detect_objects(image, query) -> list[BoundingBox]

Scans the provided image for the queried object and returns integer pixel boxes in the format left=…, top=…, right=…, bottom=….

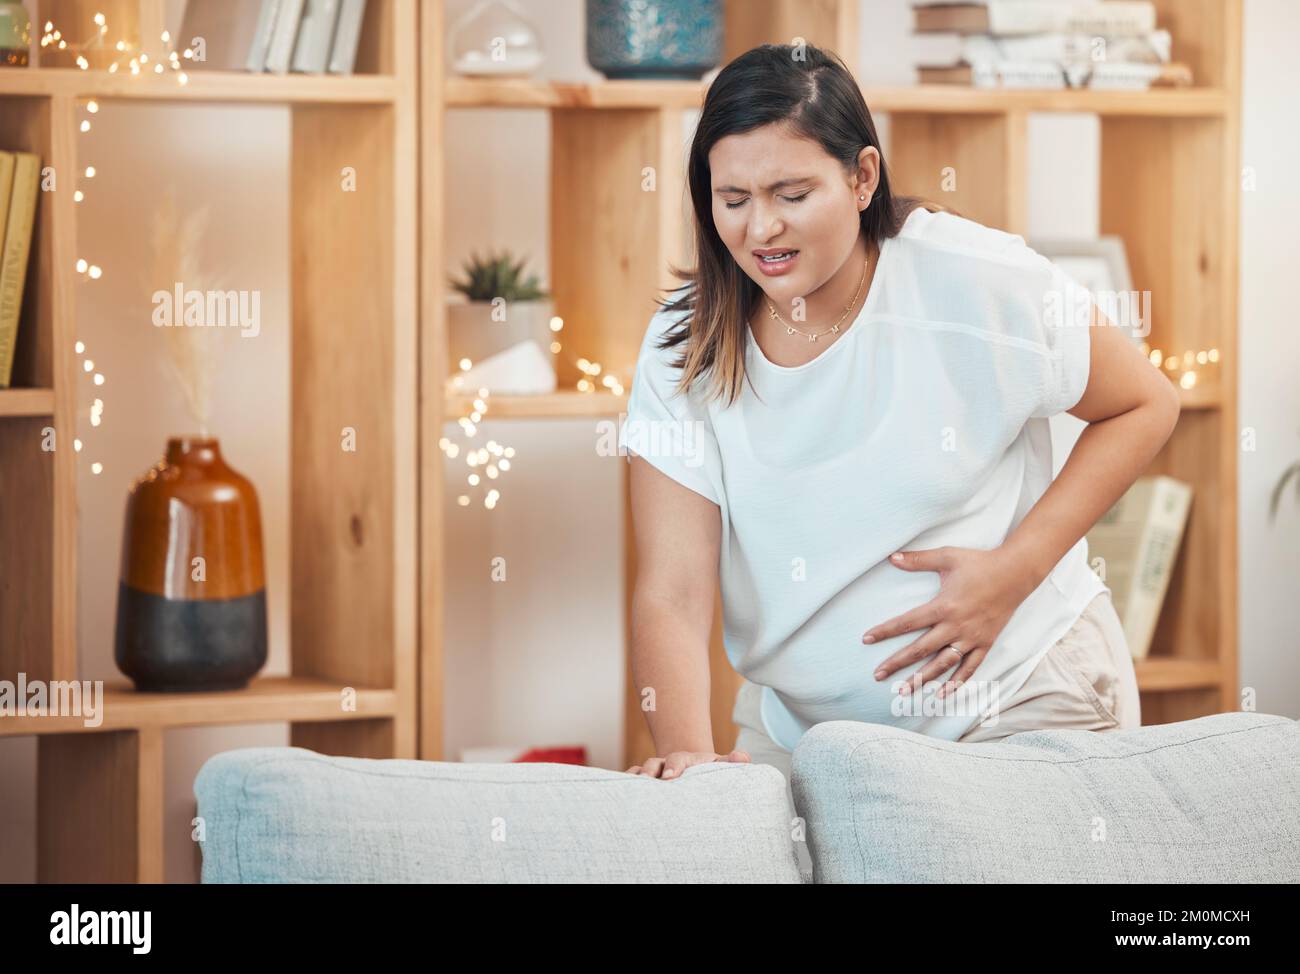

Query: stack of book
left=913, top=0, right=1194, bottom=90
left=1084, top=475, right=1193, bottom=660
left=0, top=151, right=40, bottom=389
left=177, top=0, right=369, bottom=75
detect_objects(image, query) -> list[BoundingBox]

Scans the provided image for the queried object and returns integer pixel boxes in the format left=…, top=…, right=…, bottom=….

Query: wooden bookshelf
left=421, top=0, right=1243, bottom=768
left=0, top=0, right=418, bottom=882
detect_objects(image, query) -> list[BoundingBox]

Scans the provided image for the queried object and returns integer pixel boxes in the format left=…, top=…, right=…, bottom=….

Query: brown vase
left=114, top=437, right=267, bottom=691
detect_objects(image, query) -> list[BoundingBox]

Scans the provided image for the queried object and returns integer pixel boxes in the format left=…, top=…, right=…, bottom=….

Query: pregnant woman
left=621, top=45, right=1176, bottom=789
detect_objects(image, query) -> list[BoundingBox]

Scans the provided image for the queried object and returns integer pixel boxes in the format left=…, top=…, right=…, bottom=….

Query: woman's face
left=709, top=124, right=879, bottom=305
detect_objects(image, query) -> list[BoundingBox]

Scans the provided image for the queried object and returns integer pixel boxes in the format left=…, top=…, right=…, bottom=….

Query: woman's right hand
left=625, top=749, right=751, bottom=779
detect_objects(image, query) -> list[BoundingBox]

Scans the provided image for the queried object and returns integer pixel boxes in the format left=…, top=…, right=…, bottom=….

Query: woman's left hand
left=863, top=545, right=1039, bottom=699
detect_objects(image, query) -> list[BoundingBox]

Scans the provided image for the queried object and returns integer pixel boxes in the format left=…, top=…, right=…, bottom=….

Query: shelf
left=444, top=389, right=628, bottom=418
left=0, top=67, right=398, bottom=104
left=443, top=77, right=1228, bottom=117
left=0, top=387, right=54, bottom=417
left=1133, top=658, right=1223, bottom=692
left=861, top=84, right=1228, bottom=117
left=0, top=675, right=399, bottom=736
left=1177, top=379, right=1223, bottom=410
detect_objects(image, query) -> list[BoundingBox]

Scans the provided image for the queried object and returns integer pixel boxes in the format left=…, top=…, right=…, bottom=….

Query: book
left=0, top=152, right=14, bottom=255
left=245, top=0, right=283, bottom=72
left=1084, top=475, right=1193, bottom=660
left=291, top=0, right=342, bottom=74
left=0, top=152, right=40, bottom=388
left=914, top=1, right=1158, bottom=37
left=178, top=0, right=266, bottom=72
left=918, top=60, right=1189, bottom=88
left=263, top=0, right=306, bottom=74
left=918, top=30, right=1189, bottom=88
left=918, top=61, right=1065, bottom=88
left=327, top=0, right=367, bottom=75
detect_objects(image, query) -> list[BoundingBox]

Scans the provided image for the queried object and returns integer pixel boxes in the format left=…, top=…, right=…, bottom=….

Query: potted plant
left=446, top=249, right=556, bottom=391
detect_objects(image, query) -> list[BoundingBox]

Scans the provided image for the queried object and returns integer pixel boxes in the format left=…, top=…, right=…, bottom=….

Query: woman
left=620, top=45, right=1175, bottom=787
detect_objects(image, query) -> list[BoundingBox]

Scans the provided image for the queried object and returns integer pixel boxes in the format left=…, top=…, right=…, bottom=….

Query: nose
left=749, top=202, right=783, bottom=243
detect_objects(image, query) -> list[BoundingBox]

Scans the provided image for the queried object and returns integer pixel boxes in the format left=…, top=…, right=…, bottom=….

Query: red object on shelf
left=513, top=746, right=587, bottom=766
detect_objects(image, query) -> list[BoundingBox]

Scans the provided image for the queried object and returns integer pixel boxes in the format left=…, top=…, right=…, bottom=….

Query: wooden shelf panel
left=443, top=77, right=1227, bottom=116
left=444, top=390, right=628, bottom=418
left=0, top=675, right=399, bottom=736
left=1177, top=378, right=1222, bottom=410
left=0, top=387, right=55, bottom=416
left=0, top=67, right=398, bottom=104
left=867, top=85, right=1228, bottom=117
left=1134, top=658, right=1223, bottom=692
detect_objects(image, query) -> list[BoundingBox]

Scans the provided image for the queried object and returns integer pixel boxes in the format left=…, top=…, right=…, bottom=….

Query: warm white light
left=80, top=120, right=91, bottom=132
left=74, top=439, right=82, bottom=452
left=88, top=265, right=102, bottom=279
left=84, top=166, right=95, bottom=178
left=459, top=358, right=472, bottom=371
left=91, top=462, right=103, bottom=475
left=82, top=360, right=93, bottom=372
left=549, top=316, right=563, bottom=332
left=93, top=373, right=104, bottom=386
left=76, top=259, right=87, bottom=273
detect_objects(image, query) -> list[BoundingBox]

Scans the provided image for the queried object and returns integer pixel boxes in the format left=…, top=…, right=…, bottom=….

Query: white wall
left=1237, top=0, right=1300, bottom=716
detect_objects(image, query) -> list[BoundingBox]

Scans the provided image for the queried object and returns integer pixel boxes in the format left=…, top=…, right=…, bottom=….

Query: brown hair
left=655, top=43, right=952, bottom=407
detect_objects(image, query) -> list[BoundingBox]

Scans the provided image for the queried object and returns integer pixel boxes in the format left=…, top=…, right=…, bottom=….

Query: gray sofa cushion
left=791, top=712, right=1300, bottom=883
left=194, top=747, right=803, bottom=883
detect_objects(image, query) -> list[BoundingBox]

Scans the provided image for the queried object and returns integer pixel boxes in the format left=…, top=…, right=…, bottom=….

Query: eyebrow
left=713, top=177, right=814, bottom=194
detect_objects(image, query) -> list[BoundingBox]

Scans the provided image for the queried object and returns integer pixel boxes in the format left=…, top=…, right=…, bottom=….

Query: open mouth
left=755, top=250, right=799, bottom=264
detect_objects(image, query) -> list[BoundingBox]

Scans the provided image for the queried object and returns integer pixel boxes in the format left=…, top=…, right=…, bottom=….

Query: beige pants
left=733, top=589, right=1141, bottom=780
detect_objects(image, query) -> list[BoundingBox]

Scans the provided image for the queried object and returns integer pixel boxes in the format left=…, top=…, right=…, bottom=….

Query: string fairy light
left=438, top=385, right=516, bottom=510
left=439, top=313, right=627, bottom=509
left=1139, top=342, right=1221, bottom=391
left=39, top=8, right=189, bottom=472
left=72, top=340, right=107, bottom=474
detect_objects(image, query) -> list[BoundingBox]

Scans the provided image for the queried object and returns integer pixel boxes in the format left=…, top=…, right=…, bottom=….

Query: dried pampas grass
left=145, top=190, right=219, bottom=435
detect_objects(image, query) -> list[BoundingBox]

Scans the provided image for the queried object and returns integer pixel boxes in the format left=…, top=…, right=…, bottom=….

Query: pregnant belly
left=726, top=562, right=1011, bottom=730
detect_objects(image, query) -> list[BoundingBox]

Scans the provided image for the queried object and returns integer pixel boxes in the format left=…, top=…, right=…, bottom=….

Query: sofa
left=194, top=711, right=1300, bottom=883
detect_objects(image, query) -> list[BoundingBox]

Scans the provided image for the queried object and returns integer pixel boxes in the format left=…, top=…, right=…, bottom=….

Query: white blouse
left=619, top=206, right=1108, bottom=751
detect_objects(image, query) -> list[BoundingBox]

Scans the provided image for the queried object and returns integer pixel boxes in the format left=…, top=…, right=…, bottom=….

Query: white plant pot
left=446, top=299, right=556, bottom=382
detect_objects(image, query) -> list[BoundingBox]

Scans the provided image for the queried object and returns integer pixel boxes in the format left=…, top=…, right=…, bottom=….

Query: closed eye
left=724, top=192, right=811, bottom=210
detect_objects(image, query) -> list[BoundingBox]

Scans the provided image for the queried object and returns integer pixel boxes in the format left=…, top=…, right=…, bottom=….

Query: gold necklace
left=765, top=250, right=871, bottom=343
